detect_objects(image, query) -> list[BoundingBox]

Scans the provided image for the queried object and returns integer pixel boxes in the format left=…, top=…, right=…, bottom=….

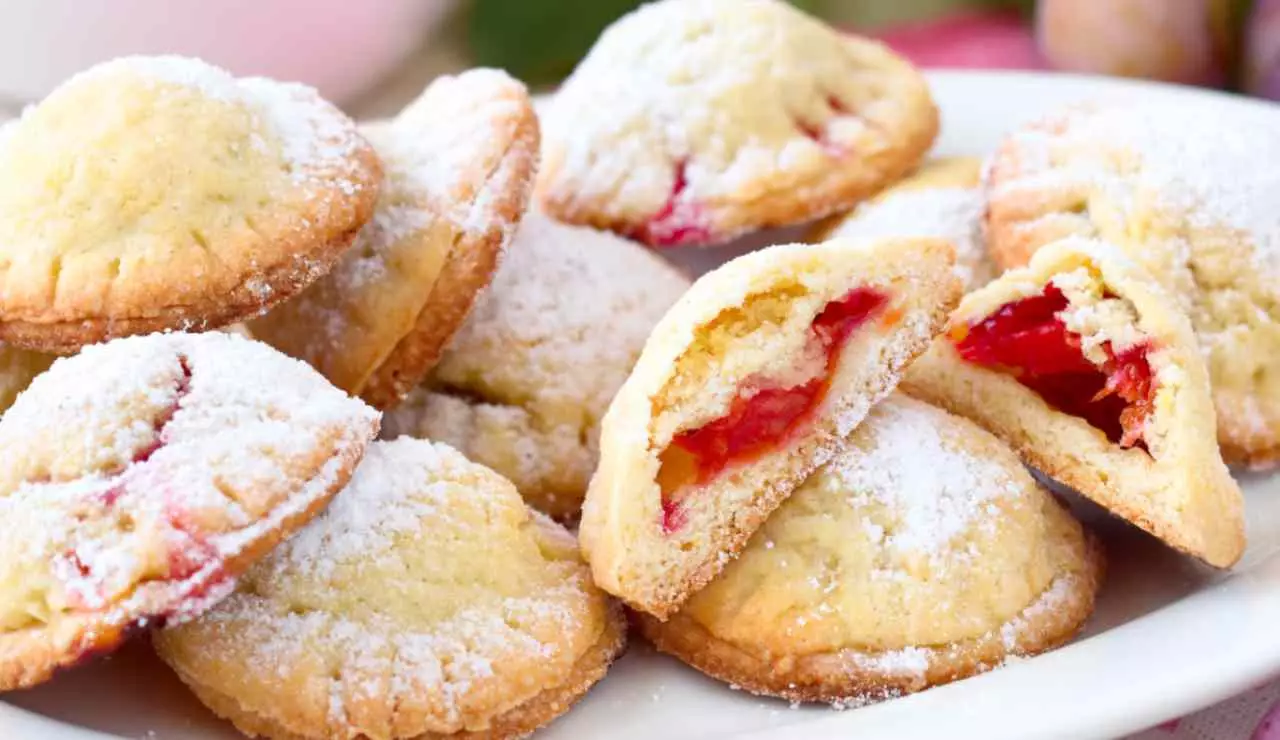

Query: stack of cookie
left=0, top=0, right=1271, bottom=736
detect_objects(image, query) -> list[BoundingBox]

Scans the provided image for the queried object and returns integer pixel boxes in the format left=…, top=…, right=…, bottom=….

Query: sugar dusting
left=828, top=187, right=996, bottom=290
left=830, top=393, right=1020, bottom=560
left=0, top=332, right=378, bottom=633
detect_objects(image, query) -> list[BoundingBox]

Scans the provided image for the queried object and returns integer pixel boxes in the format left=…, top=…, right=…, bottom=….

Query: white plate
left=4, top=70, right=1280, bottom=740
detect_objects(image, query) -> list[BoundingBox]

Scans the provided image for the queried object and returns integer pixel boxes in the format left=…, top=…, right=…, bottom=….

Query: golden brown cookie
left=155, top=438, right=624, bottom=739
left=638, top=394, right=1102, bottom=705
left=814, top=157, right=997, bottom=291
left=579, top=237, right=961, bottom=619
left=382, top=211, right=690, bottom=520
left=985, top=101, right=1280, bottom=468
left=904, top=236, right=1245, bottom=567
left=537, top=0, right=937, bottom=248
left=0, top=332, right=380, bottom=691
left=0, top=56, right=381, bottom=354
left=252, top=68, right=539, bottom=410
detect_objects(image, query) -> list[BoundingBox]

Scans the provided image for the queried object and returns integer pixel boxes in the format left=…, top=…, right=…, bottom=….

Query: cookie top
left=650, top=394, right=1099, bottom=703
left=537, top=0, right=937, bottom=247
left=0, top=332, right=379, bottom=690
left=252, top=68, right=539, bottom=409
left=579, top=236, right=961, bottom=618
left=383, top=211, right=690, bottom=519
left=904, top=237, right=1244, bottom=567
left=155, top=438, right=620, bottom=739
left=0, top=56, right=381, bottom=353
left=985, top=101, right=1280, bottom=466
left=816, top=158, right=996, bottom=291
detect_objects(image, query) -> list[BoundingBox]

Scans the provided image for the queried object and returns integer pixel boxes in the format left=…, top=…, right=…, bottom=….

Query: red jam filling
left=634, top=160, right=715, bottom=248
left=951, top=284, right=1156, bottom=449
left=657, top=287, right=889, bottom=532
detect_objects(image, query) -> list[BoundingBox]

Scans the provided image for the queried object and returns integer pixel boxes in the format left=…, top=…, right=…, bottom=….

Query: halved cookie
left=155, top=438, right=625, bottom=740
left=579, top=237, right=961, bottom=619
left=0, top=332, right=379, bottom=691
left=985, top=101, right=1280, bottom=468
left=252, top=68, right=539, bottom=410
left=537, top=0, right=937, bottom=248
left=813, top=157, right=997, bottom=291
left=382, top=211, right=690, bottom=520
left=638, top=394, right=1102, bottom=705
left=0, top=56, right=381, bottom=354
left=904, top=236, right=1245, bottom=567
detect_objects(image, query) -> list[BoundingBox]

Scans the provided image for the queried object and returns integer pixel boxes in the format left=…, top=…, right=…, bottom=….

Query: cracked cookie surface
left=0, top=331, right=379, bottom=690
left=0, top=56, right=380, bottom=354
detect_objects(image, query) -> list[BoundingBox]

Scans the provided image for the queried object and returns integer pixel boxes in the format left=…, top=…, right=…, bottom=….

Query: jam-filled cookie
left=638, top=394, right=1102, bottom=705
left=985, top=102, right=1280, bottom=468
left=579, top=237, right=961, bottom=619
left=155, top=438, right=625, bottom=740
left=905, top=237, right=1245, bottom=567
left=0, top=332, right=379, bottom=691
left=537, top=0, right=937, bottom=248
left=814, top=157, right=997, bottom=291
left=252, top=69, right=539, bottom=410
left=382, top=211, right=690, bottom=521
left=0, top=56, right=381, bottom=354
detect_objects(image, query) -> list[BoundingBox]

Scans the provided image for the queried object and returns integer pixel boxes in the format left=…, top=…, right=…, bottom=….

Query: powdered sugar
left=0, top=332, right=378, bottom=635
left=830, top=396, right=1020, bottom=560
left=828, top=187, right=995, bottom=290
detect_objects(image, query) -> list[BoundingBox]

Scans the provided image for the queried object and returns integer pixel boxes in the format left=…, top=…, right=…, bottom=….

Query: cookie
left=382, top=211, right=691, bottom=521
left=0, top=344, right=54, bottom=414
left=813, top=157, right=997, bottom=291
left=537, top=0, right=937, bottom=248
left=252, top=69, right=539, bottom=409
left=155, top=438, right=625, bottom=740
left=985, top=101, right=1280, bottom=467
left=0, top=56, right=381, bottom=354
left=579, top=237, right=961, bottom=619
left=904, top=236, right=1245, bottom=567
left=0, top=332, right=380, bottom=691
left=637, top=394, right=1102, bottom=705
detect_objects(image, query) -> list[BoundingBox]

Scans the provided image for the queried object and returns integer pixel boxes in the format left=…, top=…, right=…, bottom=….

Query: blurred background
left=0, top=0, right=1273, bottom=117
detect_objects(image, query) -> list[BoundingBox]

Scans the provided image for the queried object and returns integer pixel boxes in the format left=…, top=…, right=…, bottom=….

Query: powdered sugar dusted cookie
left=155, top=438, right=624, bottom=739
left=252, top=69, right=539, bottom=410
left=0, top=332, right=379, bottom=691
left=579, top=237, right=961, bottom=619
left=537, top=0, right=937, bottom=248
left=382, top=211, right=690, bottom=520
left=638, top=394, right=1101, bottom=704
left=0, top=56, right=381, bottom=354
left=986, top=101, right=1280, bottom=468
left=815, top=157, right=997, bottom=291
left=905, top=237, right=1245, bottom=567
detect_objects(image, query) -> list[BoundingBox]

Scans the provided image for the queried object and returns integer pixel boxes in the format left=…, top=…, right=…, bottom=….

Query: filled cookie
left=985, top=101, right=1280, bottom=468
left=638, top=394, right=1102, bottom=705
left=155, top=438, right=625, bottom=740
left=579, top=237, right=961, bottom=619
left=0, top=56, right=381, bottom=354
left=904, top=237, right=1245, bottom=567
left=252, top=69, right=539, bottom=409
left=813, top=157, right=997, bottom=291
left=537, top=0, right=937, bottom=248
left=0, top=332, right=380, bottom=691
left=382, top=211, right=690, bottom=520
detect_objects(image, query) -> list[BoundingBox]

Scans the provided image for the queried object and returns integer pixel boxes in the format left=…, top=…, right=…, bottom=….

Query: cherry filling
left=634, top=160, right=715, bottom=248
left=951, top=284, right=1157, bottom=449
left=56, top=359, right=222, bottom=610
left=657, top=287, right=889, bottom=532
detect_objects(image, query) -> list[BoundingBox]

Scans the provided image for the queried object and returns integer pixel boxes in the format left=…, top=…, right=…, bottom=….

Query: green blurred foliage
left=468, top=0, right=1034, bottom=86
